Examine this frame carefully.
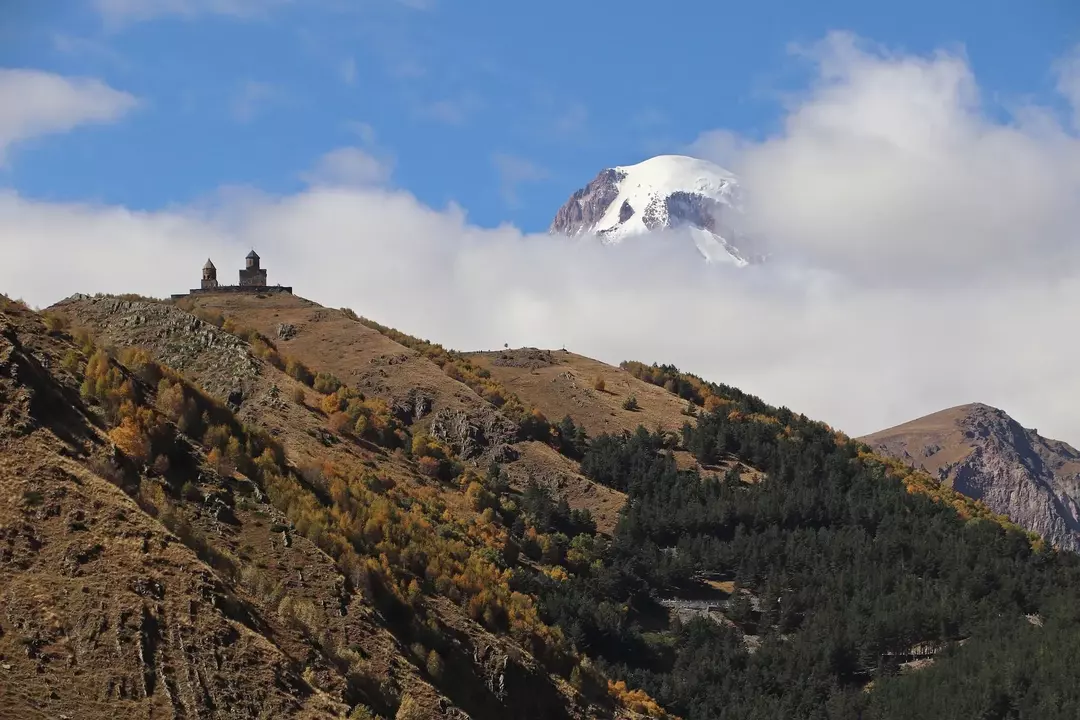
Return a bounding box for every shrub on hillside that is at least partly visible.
[286,357,314,386]
[42,311,69,334]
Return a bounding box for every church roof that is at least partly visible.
[203,258,216,270]
[246,249,259,260]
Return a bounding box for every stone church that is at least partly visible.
[173,250,292,299]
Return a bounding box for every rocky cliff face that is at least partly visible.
[548,168,625,237]
[862,403,1080,550]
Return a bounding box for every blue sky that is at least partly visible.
[2,0,1078,232]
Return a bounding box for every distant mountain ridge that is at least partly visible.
[862,403,1080,550]
[548,154,762,266]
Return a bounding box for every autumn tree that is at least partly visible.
[110,416,151,464]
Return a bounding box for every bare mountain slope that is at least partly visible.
[180,292,520,459]
[44,292,651,720]
[862,403,1080,550]
[0,300,346,720]
[467,348,693,439]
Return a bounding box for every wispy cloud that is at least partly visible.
[0,69,138,163]
[230,80,281,123]
[344,121,378,146]
[553,103,588,136]
[631,107,667,128]
[416,94,483,126]
[52,34,128,67]
[341,56,357,86]
[301,146,394,188]
[94,0,293,28]
[492,153,547,207]
[1054,43,1080,130]
[528,92,590,141]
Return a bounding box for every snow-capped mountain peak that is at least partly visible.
[549,154,756,265]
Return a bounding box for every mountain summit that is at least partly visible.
[548,154,758,265]
[862,403,1080,550]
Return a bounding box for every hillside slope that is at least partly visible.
[45,292,654,720]
[18,288,1080,720]
[862,403,1080,550]
[468,349,692,439]
[0,299,346,720]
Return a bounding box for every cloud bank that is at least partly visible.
[3,33,1080,447]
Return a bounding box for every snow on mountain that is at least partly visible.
[548,155,757,266]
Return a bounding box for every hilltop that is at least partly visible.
[862,403,1080,551]
[4,289,1080,719]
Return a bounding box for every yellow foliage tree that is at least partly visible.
[109,416,151,463]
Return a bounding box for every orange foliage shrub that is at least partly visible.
[607,680,670,718]
[417,456,442,478]
[328,411,352,434]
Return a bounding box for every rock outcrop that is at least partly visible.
[55,297,261,403]
[862,403,1080,550]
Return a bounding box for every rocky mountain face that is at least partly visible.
[549,168,625,238]
[548,155,761,265]
[862,403,1080,550]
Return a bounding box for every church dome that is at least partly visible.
[203,258,216,270]
[246,249,259,260]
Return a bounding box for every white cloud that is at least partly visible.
[492,153,547,207]
[0,69,138,163]
[695,32,1080,284]
[4,34,1080,451]
[301,146,394,188]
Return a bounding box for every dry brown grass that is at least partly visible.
[468,349,694,439]
[45,293,623,719]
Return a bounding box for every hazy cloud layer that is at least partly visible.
[4,34,1080,446]
[0,69,137,162]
